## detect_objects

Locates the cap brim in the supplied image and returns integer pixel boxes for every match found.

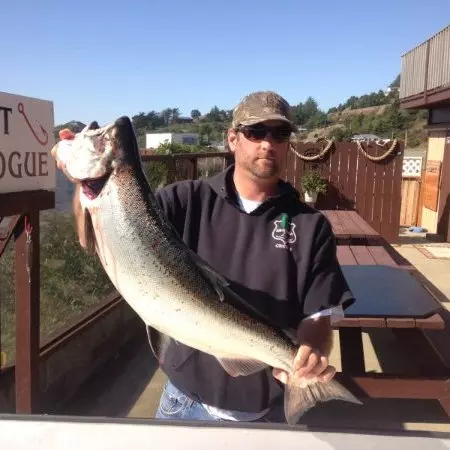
[237,114,296,130]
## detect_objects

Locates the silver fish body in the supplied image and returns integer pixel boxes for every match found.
[53,117,362,424]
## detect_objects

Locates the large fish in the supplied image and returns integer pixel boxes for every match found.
[51,116,362,424]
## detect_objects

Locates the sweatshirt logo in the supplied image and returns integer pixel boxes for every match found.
[272,214,296,250]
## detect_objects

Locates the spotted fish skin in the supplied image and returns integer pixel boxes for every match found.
[52,116,362,424]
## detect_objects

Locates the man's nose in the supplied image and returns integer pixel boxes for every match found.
[260,133,276,148]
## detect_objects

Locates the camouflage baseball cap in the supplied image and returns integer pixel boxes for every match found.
[232,91,295,129]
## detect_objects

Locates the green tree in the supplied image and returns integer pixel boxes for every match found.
[191,109,201,120]
[199,123,213,143]
[161,108,172,126]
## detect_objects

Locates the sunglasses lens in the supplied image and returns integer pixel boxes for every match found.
[272,127,292,141]
[244,126,267,140]
[240,124,291,142]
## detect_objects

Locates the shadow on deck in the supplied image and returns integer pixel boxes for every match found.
[55,332,450,433]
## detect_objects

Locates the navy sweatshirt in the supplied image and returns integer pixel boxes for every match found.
[150,164,354,413]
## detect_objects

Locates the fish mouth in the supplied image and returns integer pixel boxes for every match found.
[81,174,110,200]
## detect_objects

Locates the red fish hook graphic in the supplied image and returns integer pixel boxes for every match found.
[18,102,49,146]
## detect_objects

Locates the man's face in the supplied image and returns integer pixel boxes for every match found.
[227,120,292,180]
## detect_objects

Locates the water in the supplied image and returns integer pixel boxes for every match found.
[55,170,75,212]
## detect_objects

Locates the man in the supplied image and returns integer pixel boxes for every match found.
[55,91,353,423]
[149,91,354,422]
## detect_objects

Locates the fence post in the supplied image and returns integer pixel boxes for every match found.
[14,210,41,413]
[188,158,198,180]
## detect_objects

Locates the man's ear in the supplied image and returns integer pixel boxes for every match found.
[227,128,238,153]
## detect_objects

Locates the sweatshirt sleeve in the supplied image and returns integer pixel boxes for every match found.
[302,215,355,317]
[153,181,194,239]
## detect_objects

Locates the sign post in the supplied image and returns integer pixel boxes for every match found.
[0,91,56,414]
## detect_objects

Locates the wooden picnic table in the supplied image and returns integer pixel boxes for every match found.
[334,245,449,416]
[322,210,382,245]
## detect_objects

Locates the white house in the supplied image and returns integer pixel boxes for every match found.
[145,132,199,149]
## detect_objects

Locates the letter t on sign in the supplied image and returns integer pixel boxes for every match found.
[0,107,12,135]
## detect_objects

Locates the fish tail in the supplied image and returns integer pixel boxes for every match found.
[284,375,362,425]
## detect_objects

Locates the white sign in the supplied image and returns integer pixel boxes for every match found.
[0,91,55,194]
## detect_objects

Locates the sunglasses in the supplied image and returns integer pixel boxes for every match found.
[236,123,293,143]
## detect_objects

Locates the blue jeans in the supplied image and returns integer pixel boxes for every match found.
[154,380,285,423]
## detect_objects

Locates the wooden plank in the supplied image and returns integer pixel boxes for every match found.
[371,145,384,233]
[327,142,341,209]
[388,142,404,243]
[366,246,399,267]
[386,318,416,328]
[286,147,296,193]
[293,148,303,193]
[358,318,387,327]
[400,178,408,226]
[340,211,367,238]
[346,210,380,238]
[338,144,355,209]
[333,318,362,327]
[416,171,425,227]
[380,145,396,238]
[423,160,441,211]
[325,210,349,238]
[350,246,376,265]
[355,144,368,219]
[338,143,349,202]
[406,179,415,226]
[347,146,358,209]
[363,142,377,226]
[0,191,55,217]
[336,245,357,265]
[411,178,421,227]
[415,313,445,329]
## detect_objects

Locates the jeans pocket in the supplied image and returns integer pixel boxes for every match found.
[159,383,190,417]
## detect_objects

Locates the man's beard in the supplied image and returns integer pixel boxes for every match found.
[246,157,279,179]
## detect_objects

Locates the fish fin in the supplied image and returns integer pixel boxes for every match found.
[84,208,97,255]
[284,377,362,425]
[146,326,172,365]
[216,357,268,377]
[186,249,230,302]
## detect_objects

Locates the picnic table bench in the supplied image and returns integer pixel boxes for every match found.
[322,210,383,245]
[334,245,450,417]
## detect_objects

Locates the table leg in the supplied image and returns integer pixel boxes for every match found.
[339,327,366,375]
[440,399,450,418]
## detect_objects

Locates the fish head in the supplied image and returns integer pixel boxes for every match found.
[52,116,142,200]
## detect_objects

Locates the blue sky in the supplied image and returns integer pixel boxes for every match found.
[2,0,449,125]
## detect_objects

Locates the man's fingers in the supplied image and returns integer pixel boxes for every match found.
[305,356,328,379]
[293,345,311,372]
[317,365,336,383]
[297,351,319,377]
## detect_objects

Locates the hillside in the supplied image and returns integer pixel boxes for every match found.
[303,102,427,147]
[54,76,428,150]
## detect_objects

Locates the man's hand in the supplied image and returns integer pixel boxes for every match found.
[272,344,336,384]
[51,129,78,183]
[273,315,336,384]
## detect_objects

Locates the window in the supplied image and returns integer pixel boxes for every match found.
[429,106,450,124]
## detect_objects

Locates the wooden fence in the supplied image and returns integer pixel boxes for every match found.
[400,177,422,227]
[280,140,404,243]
